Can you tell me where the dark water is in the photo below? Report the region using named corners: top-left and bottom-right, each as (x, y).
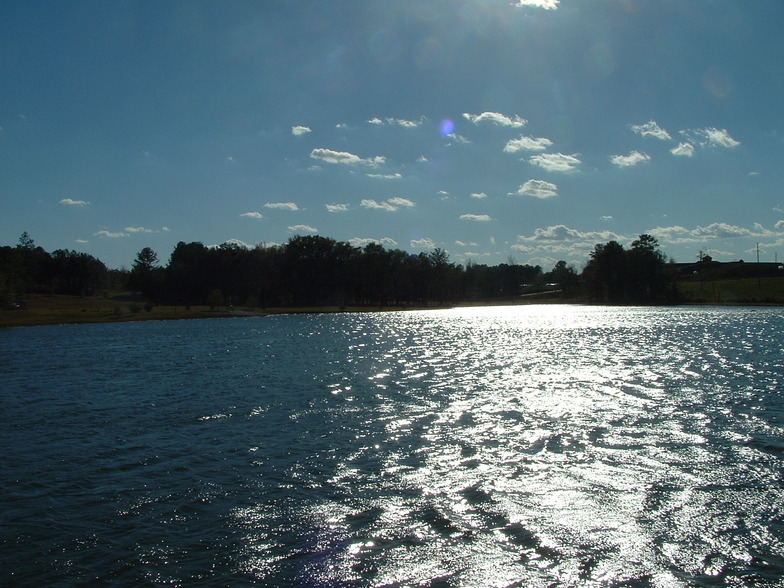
top-left (1, 305), bottom-right (783, 587)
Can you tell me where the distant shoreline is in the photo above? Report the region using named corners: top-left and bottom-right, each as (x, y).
top-left (2, 292), bottom-right (782, 329)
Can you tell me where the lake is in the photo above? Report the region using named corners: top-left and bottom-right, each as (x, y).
top-left (1, 305), bottom-right (783, 586)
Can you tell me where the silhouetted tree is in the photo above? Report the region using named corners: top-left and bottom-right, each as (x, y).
top-left (129, 247), bottom-right (164, 301)
top-left (582, 235), bottom-right (674, 304)
top-left (547, 261), bottom-right (580, 298)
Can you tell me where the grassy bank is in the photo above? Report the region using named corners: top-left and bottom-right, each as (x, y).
top-left (3, 281), bottom-right (782, 328)
top-left (677, 276), bottom-right (784, 305)
top-left (0, 293), bottom-right (449, 328)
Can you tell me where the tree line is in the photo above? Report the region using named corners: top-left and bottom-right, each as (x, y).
top-left (2, 232), bottom-right (678, 308)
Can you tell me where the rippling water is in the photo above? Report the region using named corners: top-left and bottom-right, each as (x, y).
top-left (2, 305), bottom-right (783, 586)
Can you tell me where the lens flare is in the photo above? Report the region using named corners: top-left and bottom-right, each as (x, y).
top-left (439, 119), bottom-right (455, 136)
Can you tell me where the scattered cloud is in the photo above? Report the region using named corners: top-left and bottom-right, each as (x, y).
top-left (470, 192), bottom-right (488, 199)
top-left (359, 197), bottom-right (414, 211)
top-left (529, 153), bottom-right (581, 172)
top-left (417, 155), bottom-right (428, 163)
top-left (601, 215), bottom-right (614, 221)
top-left (517, 225), bottom-right (622, 243)
top-left (367, 172), bottom-right (403, 180)
top-left (692, 222), bottom-right (756, 239)
top-left (610, 151), bottom-right (651, 167)
top-left (310, 148), bottom-right (385, 167)
top-left (287, 224), bottom-right (317, 233)
top-left (60, 198), bottom-right (89, 206)
top-left (463, 112), bottom-right (527, 127)
top-left (509, 179), bottom-right (558, 198)
top-left (94, 230), bottom-right (127, 238)
top-left (503, 135), bottom-right (553, 153)
top-left (348, 237), bottom-right (399, 248)
top-left (292, 125), bottom-right (311, 136)
top-left (460, 213), bottom-right (492, 222)
top-left (411, 238), bottom-right (436, 250)
top-left (445, 133), bottom-right (471, 144)
top-left (75, 239), bottom-right (88, 244)
top-left (629, 120), bottom-right (671, 140)
top-left (647, 222), bottom-right (775, 244)
top-left (681, 127), bottom-right (740, 149)
top-left (361, 199), bottom-right (399, 211)
top-left (240, 211), bottom-right (264, 219)
top-left (125, 226), bottom-right (153, 233)
top-left (221, 238), bottom-right (252, 249)
top-left (671, 142), bottom-right (695, 157)
top-left (513, 0), bottom-right (559, 9)
top-left (264, 202), bottom-right (299, 211)
top-left (387, 197), bottom-right (415, 208)
top-left (325, 203), bottom-right (349, 213)
top-left (368, 117), bottom-right (423, 128)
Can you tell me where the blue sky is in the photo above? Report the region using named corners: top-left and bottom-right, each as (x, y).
top-left (2, 1), bottom-right (784, 270)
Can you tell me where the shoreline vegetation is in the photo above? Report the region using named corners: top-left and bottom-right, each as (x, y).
top-left (2, 280), bottom-right (783, 329)
top-left (3, 232), bottom-right (783, 328)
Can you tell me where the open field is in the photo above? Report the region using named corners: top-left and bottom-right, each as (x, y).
top-left (677, 276), bottom-right (784, 305)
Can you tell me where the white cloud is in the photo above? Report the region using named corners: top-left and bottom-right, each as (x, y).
top-left (310, 148), bottom-right (385, 167)
top-left (513, 0), bottom-right (559, 9)
top-left (446, 133), bottom-right (471, 144)
top-left (292, 125), bottom-right (311, 136)
top-left (610, 151), bottom-right (651, 167)
top-left (648, 222), bottom-right (774, 244)
top-left (349, 237), bottom-right (399, 248)
top-left (600, 215), bottom-right (614, 221)
top-left (509, 179), bottom-right (558, 198)
top-left (94, 230), bottom-right (127, 238)
top-left (775, 220), bottom-right (784, 230)
top-left (411, 238), bottom-right (436, 250)
top-left (367, 172), bottom-right (403, 180)
top-left (387, 197), bottom-right (415, 207)
top-left (221, 238), bottom-right (251, 249)
top-left (629, 121), bottom-right (671, 140)
top-left (463, 112), bottom-right (527, 127)
top-left (361, 199), bottom-right (398, 211)
top-left (240, 211), bottom-right (264, 219)
top-left (75, 239), bottom-right (88, 244)
top-left (417, 155), bottom-right (428, 163)
top-left (369, 117), bottom-right (423, 128)
top-left (503, 135), bottom-right (553, 153)
top-left (470, 192), bottom-right (488, 199)
top-left (288, 224), bottom-right (317, 233)
top-left (325, 203), bottom-right (349, 213)
top-left (460, 214), bottom-right (492, 222)
top-left (517, 225), bottom-right (622, 243)
top-left (264, 202), bottom-right (299, 211)
top-left (681, 127), bottom-right (740, 149)
top-left (60, 198), bottom-right (89, 206)
top-left (692, 222), bottom-right (754, 239)
top-left (529, 153), bottom-right (581, 172)
top-left (125, 226), bottom-right (153, 233)
top-left (671, 142), bottom-right (695, 157)
top-left (646, 225), bottom-right (695, 243)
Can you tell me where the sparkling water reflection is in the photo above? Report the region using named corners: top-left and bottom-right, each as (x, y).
top-left (1, 305), bottom-right (783, 586)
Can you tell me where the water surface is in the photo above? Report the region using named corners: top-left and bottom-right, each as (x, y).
top-left (2, 305), bottom-right (783, 586)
